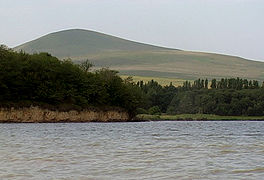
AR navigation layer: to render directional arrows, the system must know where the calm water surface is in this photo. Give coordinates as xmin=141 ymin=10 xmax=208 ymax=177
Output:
xmin=1 ymin=121 xmax=264 ymax=180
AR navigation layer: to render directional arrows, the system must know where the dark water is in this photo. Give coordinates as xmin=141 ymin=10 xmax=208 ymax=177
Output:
xmin=1 ymin=121 xmax=264 ymax=180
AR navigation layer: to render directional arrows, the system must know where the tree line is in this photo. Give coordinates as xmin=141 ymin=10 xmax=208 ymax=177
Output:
xmin=1 ymin=44 xmax=264 ymax=117
xmin=182 ymin=78 xmax=262 ymax=90
xmin=136 ymin=78 xmax=264 ymax=116
xmin=0 ymin=45 xmax=143 ymax=116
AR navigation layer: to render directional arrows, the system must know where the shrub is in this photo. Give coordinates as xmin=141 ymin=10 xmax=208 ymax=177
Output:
xmin=148 ymin=106 xmax=161 ymax=115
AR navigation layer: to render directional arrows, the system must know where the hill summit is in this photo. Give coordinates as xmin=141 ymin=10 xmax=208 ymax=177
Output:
xmin=14 ymin=29 xmax=170 ymax=58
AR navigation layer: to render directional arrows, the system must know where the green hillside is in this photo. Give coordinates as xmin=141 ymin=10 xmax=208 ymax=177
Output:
xmin=14 ymin=29 xmax=264 ymax=80
xmin=14 ymin=29 xmax=170 ymax=57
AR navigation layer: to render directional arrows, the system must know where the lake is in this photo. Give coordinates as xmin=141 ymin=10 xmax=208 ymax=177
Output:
xmin=1 ymin=121 xmax=264 ymax=179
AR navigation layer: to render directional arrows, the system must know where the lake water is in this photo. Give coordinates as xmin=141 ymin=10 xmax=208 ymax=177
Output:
xmin=0 ymin=121 xmax=264 ymax=180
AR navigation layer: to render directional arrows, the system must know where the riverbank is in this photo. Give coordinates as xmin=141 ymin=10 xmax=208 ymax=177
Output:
xmin=0 ymin=106 xmax=131 ymax=123
xmin=137 ymin=114 xmax=264 ymax=121
xmin=1 ymin=107 xmax=264 ymax=123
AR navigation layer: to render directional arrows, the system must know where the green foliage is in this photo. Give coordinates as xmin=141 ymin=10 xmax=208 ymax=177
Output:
xmin=0 ymin=46 xmax=143 ymax=116
xmin=136 ymin=108 xmax=149 ymax=114
xmin=137 ymin=80 xmax=178 ymax=112
xmin=184 ymin=78 xmax=260 ymax=90
xmin=167 ymin=89 xmax=264 ymax=116
xmin=148 ymin=106 xmax=161 ymax=115
xmin=138 ymin=78 xmax=264 ymax=116
xmin=3 ymin=43 xmax=264 ymax=117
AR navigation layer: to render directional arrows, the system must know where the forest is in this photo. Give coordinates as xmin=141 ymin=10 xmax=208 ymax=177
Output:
xmin=1 ymin=45 xmax=264 ymax=117
xmin=137 ymin=78 xmax=264 ymax=116
xmin=0 ymin=45 xmax=143 ymax=116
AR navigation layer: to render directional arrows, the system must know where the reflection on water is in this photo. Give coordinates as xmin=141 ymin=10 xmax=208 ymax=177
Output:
xmin=0 ymin=121 xmax=264 ymax=179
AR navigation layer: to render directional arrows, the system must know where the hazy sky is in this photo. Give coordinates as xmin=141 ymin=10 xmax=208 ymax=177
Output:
xmin=1 ymin=0 xmax=263 ymax=61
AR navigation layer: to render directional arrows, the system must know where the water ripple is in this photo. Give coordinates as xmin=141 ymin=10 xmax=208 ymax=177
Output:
xmin=0 ymin=121 xmax=264 ymax=179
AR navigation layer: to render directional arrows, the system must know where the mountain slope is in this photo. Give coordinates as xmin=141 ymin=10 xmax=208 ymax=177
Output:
xmin=14 ymin=29 xmax=264 ymax=80
xmin=14 ymin=29 xmax=171 ymax=58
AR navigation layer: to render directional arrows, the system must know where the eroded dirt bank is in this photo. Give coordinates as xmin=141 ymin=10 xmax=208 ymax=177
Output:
xmin=0 ymin=106 xmax=131 ymax=123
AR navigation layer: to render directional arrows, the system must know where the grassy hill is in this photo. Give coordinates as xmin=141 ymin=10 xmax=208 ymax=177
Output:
xmin=14 ymin=29 xmax=264 ymax=81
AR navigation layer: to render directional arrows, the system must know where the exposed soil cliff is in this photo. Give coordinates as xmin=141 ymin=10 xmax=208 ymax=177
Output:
xmin=0 ymin=106 xmax=131 ymax=123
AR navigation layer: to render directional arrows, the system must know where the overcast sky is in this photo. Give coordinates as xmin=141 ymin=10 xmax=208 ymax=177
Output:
xmin=0 ymin=0 xmax=263 ymax=61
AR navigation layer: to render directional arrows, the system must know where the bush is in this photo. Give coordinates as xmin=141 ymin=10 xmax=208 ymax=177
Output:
xmin=136 ymin=108 xmax=149 ymax=114
xmin=148 ymin=106 xmax=161 ymax=115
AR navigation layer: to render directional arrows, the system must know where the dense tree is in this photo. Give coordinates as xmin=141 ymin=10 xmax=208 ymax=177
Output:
xmin=167 ymin=89 xmax=264 ymax=116
xmin=0 ymin=46 xmax=143 ymax=116
xmin=137 ymin=79 xmax=177 ymax=112
xmin=148 ymin=106 xmax=161 ymax=115
xmin=205 ymin=79 xmax=208 ymax=89
xmin=1 ymin=45 xmax=264 ymax=117
xmin=211 ymin=79 xmax=217 ymax=89
xmin=137 ymin=77 xmax=264 ymax=116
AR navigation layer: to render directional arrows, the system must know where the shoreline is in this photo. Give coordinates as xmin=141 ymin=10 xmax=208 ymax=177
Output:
xmin=1 ymin=119 xmax=264 ymax=123
xmin=141 ymin=119 xmax=264 ymax=122
xmin=1 ymin=107 xmax=264 ymax=123
xmin=137 ymin=114 xmax=264 ymax=122
xmin=1 ymin=118 xmax=264 ymax=123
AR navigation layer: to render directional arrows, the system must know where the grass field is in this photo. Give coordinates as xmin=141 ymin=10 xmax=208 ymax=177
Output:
xmin=15 ymin=29 xmax=264 ymax=81
xmin=90 ymin=50 xmax=264 ymax=80
xmin=137 ymin=114 xmax=264 ymax=121
xmin=120 ymin=75 xmax=187 ymax=86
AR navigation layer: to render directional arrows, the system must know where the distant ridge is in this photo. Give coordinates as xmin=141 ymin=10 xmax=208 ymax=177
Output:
xmin=14 ymin=29 xmax=264 ymax=80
